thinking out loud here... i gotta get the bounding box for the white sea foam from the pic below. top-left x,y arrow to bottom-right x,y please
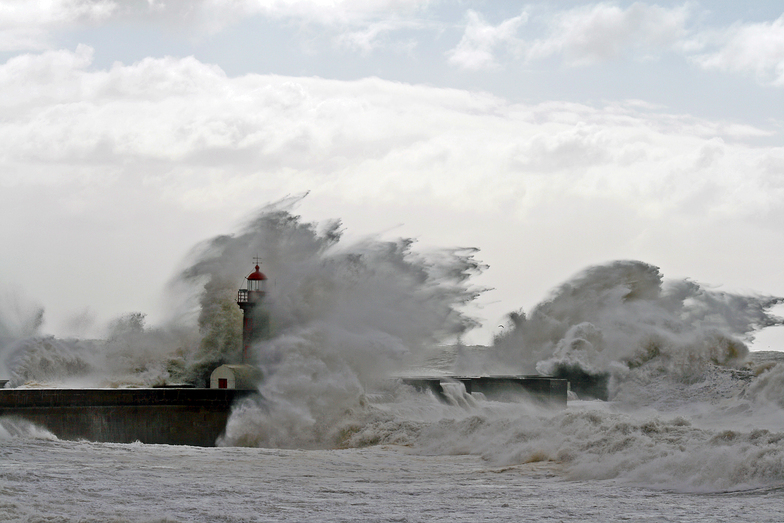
0,417 -> 57,441
306,360 -> 784,491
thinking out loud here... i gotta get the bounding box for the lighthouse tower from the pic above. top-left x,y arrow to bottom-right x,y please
236,260 -> 268,363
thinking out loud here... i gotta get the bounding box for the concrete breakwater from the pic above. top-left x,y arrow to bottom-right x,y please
0,388 -> 256,446
0,377 -> 570,446
401,376 -> 569,406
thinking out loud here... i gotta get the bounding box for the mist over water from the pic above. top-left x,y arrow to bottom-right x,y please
2,200 -> 784,491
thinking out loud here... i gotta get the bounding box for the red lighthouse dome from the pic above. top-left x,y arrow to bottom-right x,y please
247,265 -> 266,281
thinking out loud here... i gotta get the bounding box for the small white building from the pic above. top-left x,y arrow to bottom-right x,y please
210,364 -> 262,390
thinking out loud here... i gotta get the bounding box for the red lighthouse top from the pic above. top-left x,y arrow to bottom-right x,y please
247,265 -> 267,281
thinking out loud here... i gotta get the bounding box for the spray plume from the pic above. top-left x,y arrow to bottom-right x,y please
484,260 -> 783,401
179,197 -> 486,447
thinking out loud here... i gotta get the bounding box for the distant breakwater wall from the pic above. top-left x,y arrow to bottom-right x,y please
0,388 -> 256,446
401,376 -> 569,406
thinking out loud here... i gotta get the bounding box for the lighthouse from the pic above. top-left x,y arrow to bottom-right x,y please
236,259 -> 268,363
208,261 -> 267,389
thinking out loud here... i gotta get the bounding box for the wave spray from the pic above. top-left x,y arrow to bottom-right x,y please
3,201 -> 784,491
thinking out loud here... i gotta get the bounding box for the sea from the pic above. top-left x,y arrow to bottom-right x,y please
1,204 -> 783,522
2,353 -> 784,523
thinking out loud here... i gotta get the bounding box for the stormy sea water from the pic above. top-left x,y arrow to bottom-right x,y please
1,201 -> 784,522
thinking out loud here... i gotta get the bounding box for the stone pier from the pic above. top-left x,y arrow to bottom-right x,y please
0,388 -> 256,446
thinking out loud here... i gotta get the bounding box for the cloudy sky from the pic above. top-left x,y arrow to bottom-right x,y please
0,0 -> 782,347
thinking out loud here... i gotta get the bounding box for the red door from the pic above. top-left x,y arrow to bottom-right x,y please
218,378 -> 228,389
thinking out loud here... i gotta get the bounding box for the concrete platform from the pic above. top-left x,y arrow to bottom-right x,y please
0,388 -> 256,446
401,376 -> 568,406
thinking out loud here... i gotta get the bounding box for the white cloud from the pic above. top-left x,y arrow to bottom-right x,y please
446,10 -> 527,70
196,0 -> 437,55
6,0 -> 784,91
0,46 -> 778,219
336,19 -> 424,54
692,15 -> 784,86
444,3 -> 784,90
0,0 -> 116,50
0,46 -> 782,341
527,2 -> 689,66
0,0 -> 434,52
442,3 -> 784,89
224,0 -> 431,25
150,0 -> 434,35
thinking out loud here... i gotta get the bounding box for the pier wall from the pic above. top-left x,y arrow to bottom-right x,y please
402,376 -> 568,406
0,388 -> 254,446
